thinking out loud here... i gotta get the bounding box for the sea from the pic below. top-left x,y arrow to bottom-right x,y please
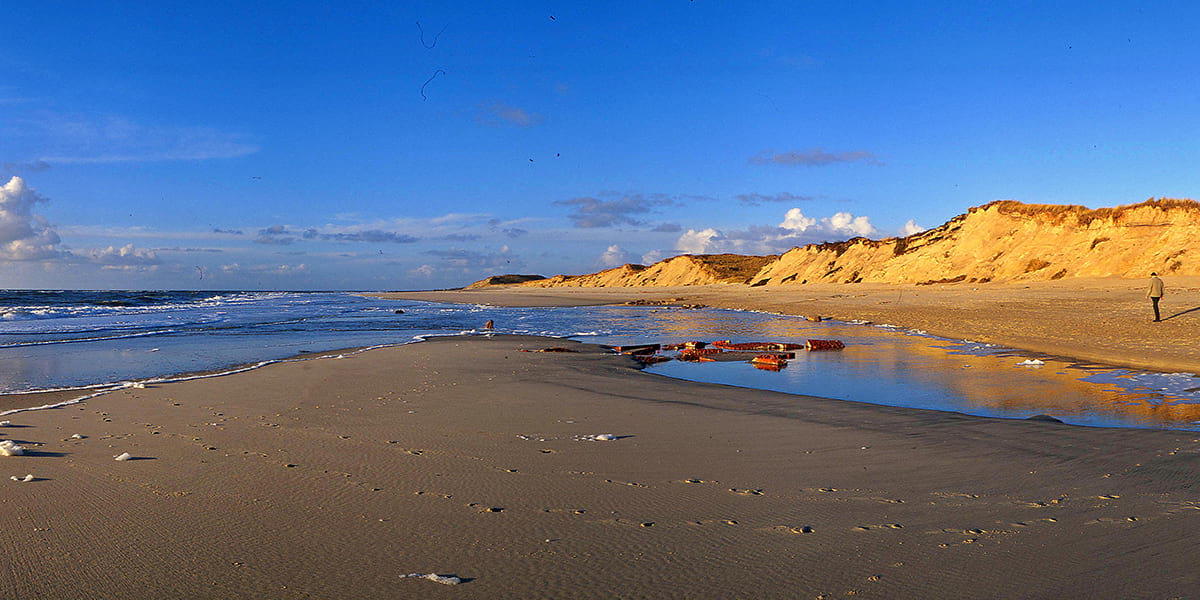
2,289 -> 1198,430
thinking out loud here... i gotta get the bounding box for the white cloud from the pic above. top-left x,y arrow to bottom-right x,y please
779,208 -> 817,232
825,211 -> 876,237
675,208 -> 881,255
901,219 -> 925,236
0,176 -> 63,261
479,102 -> 543,128
218,262 -> 307,275
675,228 -> 722,254
17,113 -> 258,165
641,249 -> 666,265
86,244 -> 160,270
598,244 -> 631,267
252,263 -> 308,274
411,264 -> 435,277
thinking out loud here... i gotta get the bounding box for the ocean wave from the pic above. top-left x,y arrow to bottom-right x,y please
0,329 -> 178,349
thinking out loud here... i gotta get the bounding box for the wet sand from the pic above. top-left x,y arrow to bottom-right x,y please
377,277 -> 1200,373
1,335 -> 1198,598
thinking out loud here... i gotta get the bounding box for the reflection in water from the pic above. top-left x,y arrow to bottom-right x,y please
1,295 -> 1197,431
587,307 -> 1200,430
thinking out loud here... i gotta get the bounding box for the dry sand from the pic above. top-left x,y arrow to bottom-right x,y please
379,276 -> 1200,373
1,335 -> 1198,598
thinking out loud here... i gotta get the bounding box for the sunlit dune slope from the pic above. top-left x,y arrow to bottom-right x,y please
474,199 -> 1200,288
465,274 -> 548,288
752,198 -> 1200,285
517,253 -> 777,287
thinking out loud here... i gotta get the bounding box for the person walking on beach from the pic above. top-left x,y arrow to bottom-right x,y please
1148,272 -> 1165,322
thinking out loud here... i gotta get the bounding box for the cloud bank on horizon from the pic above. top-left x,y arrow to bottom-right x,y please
0,175 -> 914,288
1,3 -> 1195,289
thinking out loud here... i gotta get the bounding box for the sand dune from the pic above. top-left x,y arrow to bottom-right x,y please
475,198 -> 1200,289
474,253 -> 777,288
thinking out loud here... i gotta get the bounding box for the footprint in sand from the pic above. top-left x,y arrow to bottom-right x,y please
768,525 -> 814,534
1096,494 -> 1121,500
606,518 -> 656,528
680,478 -> 713,485
467,503 -> 504,513
729,488 -> 764,496
1089,516 -> 1139,524
543,508 -> 587,515
931,491 -> 981,500
690,519 -> 738,527
605,479 -> 646,488
1159,500 -> 1200,514
405,449 -> 425,456
415,491 -> 454,499
934,527 -> 999,535
1024,497 -> 1067,507
854,523 -> 904,531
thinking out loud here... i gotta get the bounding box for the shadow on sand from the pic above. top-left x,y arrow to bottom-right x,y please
1162,305 -> 1200,321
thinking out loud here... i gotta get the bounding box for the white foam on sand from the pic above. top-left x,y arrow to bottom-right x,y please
1017,359 -> 1046,366
113,452 -> 132,461
0,421 -> 9,426
10,474 -> 33,482
0,440 -> 25,456
400,573 -> 463,585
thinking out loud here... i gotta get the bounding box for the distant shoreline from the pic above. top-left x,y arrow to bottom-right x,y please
370,276 -> 1200,374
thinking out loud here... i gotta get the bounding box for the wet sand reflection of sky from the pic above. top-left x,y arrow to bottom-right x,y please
585,307 -> 1200,431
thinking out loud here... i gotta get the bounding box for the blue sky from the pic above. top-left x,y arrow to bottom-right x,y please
1,1 -> 1197,290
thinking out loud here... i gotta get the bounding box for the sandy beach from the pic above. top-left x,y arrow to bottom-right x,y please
378,277 -> 1200,373
2,334 -> 1198,598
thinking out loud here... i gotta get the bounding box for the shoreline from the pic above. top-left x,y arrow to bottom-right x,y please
371,277 -> 1200,374
0,341 -> 419,415
2,334 -> 1197,598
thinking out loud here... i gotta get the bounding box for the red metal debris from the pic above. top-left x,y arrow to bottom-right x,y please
713,340 -> 805,351
751,354 -> 788,367
806,339 -> 845,351
634,355 -> 672,365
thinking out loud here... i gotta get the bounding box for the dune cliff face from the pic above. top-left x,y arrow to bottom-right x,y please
478,199 -> 1199,288
751,198 -> 1199,285
518,254 -> 777,287
465,274 -> 547,289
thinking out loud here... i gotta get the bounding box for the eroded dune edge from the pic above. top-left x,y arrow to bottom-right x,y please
473,199 -> 1200,289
